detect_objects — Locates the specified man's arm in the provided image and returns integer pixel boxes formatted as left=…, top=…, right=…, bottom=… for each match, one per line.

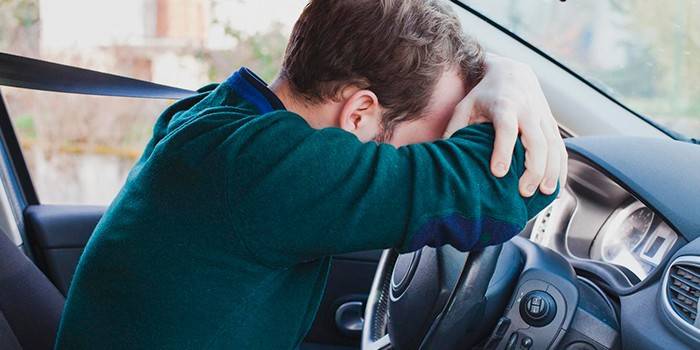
left=449, top=54, right=568, bottom=197
left=227, top=113, right=557, bottom=268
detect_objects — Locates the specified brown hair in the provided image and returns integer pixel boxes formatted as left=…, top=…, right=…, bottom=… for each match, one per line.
left=281, top=0, right=484, bottom=138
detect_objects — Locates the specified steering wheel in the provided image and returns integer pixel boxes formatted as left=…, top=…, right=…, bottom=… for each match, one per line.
left=361, top=245, right=503, bottom=350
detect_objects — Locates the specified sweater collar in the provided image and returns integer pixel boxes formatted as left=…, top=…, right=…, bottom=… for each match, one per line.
left=224, top=67, right=286, bottom=114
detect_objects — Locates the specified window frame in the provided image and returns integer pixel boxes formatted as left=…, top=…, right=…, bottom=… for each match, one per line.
left=0, top=89, right=38, bottom=207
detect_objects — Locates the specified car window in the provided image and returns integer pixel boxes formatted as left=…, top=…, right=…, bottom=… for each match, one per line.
left=0, top=0, right=306, bottom=204
left=460, top=0, right=700, bottom=139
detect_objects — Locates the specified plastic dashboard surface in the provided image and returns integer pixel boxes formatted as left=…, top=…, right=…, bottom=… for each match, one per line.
left=561, top=136, right=700, bottom=349
left=564, top=136, right=700, bottom=241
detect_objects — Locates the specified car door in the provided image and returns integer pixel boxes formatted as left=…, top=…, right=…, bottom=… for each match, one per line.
left=0, top=53, right=378, bottom=349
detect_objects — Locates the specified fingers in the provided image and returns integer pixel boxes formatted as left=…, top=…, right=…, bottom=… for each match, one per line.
left=518, top=122, right=547, bottom=197
left=466, top=54, right=566, bottom=195
left=489, top=105, right=519, bottom=177
left=538, top=119, right=561, bottom=195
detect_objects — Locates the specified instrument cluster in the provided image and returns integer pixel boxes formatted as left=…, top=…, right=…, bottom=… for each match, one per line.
left=530, top=156, right=681, bottom=283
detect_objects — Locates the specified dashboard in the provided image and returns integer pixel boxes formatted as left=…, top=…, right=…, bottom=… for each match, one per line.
left=547, top=136, right=700, bottom=350
left=529, top=154, right=683, bottom=286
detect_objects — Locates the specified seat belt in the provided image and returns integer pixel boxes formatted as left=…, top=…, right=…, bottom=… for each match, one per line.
left=0, top=51, right=195, bottom=99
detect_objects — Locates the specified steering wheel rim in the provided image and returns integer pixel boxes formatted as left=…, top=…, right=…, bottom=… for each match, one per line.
left=362, top=249, right=397, bottom=350
left=362, top=245, right=503, bottom=350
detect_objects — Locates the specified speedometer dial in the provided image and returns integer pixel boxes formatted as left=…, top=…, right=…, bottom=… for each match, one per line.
left=602, top=206, right=654, bottom=261
left=599, top=201, right=657, bottom=279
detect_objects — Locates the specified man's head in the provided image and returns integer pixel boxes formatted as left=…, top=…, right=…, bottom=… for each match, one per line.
left=271, top=0, right=484, bottom=147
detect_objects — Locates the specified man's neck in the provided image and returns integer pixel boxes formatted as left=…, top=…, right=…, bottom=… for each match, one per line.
left=269, top=78, right=307, bottom=116
left=268, top=78, right=339, bottom=129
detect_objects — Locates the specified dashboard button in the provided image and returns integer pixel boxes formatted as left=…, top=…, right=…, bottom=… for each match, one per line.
left=521, top=336, right=533, bottom=349
left=483, top=317, right=511, bottom=350
left=494, top=317, right=510, bottom=337
left=519, top=290, right=557, bottom=327
left=505, top=332, right=519, bottom=350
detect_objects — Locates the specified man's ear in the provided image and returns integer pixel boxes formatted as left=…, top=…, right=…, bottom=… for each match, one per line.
left=338, top=89, right=383, bottom=142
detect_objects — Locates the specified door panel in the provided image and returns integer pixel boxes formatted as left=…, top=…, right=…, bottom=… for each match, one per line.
left=23, top=204, right=381, bottom=348
left=304, top=258, right=378, bottom=346
left=24, top=205, right=102, bottom=295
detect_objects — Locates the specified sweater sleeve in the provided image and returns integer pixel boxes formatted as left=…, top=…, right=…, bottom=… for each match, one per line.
left=227, top=111, right=557, bottom=267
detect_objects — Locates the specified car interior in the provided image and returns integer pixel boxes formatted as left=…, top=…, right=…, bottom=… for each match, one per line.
left=1, top=1, right=699, bottom=349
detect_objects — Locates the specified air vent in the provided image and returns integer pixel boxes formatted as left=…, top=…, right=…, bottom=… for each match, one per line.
left=667, top=264, right=700, bottom=324
left=662, top=257, right=700, bottom=338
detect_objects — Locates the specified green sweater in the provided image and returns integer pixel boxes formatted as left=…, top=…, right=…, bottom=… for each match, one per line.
left=56, top=68, right=557, bottom=349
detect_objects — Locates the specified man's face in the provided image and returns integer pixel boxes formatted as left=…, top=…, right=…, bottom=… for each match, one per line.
left=387, top=68, right=468, bottom=147
left=282, top=67, right=469, bottom=146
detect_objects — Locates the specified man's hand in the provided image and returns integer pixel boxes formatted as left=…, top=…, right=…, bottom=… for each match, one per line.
left=444, top=53, right=567, bottom=197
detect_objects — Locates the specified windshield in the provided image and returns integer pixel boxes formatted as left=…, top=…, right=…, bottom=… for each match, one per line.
left=461, top=0, right=700, bottom=138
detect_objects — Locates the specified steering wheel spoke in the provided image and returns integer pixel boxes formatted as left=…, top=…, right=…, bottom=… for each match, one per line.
left=365, top=334, right=391, bottom=350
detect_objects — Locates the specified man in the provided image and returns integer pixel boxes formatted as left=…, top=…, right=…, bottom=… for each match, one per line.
left=56, top=0, right=564, bottom=349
